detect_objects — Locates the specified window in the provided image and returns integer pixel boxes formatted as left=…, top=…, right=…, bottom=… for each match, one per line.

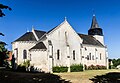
left=100, top=53, right=102, bottom=60
left=80, top=44, right=83, bottom=48
left=85, top=47, right=87, bottom=51
left=15, top=48, right=18, bottom=58
left=57, top=50, right=60, bottom=60
left=87, top=55, right=89, bottom=60
left=48, top=40, right=52, bottom=45
left=92, top=55, right=94, bottom=60
left=30, top=54, right=31, bottom=61
left=89, top=53, right=91, bottom=60
left=23, top=50, right=27, bottom=59
left=73, top=50, right=75, bottom=60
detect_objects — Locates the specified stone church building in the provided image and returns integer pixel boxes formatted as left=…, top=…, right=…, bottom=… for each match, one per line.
left=12, top=15, right=109, bottom=72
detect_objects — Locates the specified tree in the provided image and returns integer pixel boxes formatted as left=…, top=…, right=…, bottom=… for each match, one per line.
left=112, top=58, right=120, bottom=67
left=0, top=3, right=11, bottom=66
left=0, top=3, right=11, bottom=17
left=0, top=41, right=8, bottom=66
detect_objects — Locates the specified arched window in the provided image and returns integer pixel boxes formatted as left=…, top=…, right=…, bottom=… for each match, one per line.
left=92, top=55, right=94, bottom=60
left=89, top=53, right=91, bottom=60
left=57, top=49, right=60, bottom=60
left=73, top=50, right=75, bottom=60
left=100, top=53, right=102, bottom=60
left=30, top=54, right=31, bottom=61
left=87, top=55, right=89, bottom=60
left=23, top=50, right=27, bottom=59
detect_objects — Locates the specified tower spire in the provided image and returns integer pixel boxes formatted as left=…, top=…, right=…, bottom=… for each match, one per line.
left=90, top=15, right=100, bottom=29
left=88, top=15, right=103, bottom=36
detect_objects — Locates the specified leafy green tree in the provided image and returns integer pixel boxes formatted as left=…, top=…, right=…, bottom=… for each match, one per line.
left=0, top=40, right=8, bottom=66
left=0, top=3, right=11, bottom=17
left=0, top=3, right=11, bottom=66
left=112, top=58, right=120, bottom=67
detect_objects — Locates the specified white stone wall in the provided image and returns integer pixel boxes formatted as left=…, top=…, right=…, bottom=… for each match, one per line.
left=94, top=35, right=104, bottom=45
left=30, top=50, right=48, bottom=72
left=82, top=45, right=107, bottom=67
left=12, top=41, right=37, bottom=64
left=47, top=21, right=83, bottom=67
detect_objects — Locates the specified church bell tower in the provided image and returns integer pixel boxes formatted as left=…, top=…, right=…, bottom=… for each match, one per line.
left=88, top=15, right=104, bottom=45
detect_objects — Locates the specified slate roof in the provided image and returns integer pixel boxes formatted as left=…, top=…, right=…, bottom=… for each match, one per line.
left=14, top=32, right=37, bottom=42
left=90, top=15, right=100, bottom=29
left=47, top=26, right=57, bottom=34
left=78, top=33, right=104, bottom=47
left=47, top=20, right=67, bottom=34
left=14, top=30, right=46, bottom=42
left=34, top=30, right=46, bottom=39
left=30, top=42, right=47, bottom=50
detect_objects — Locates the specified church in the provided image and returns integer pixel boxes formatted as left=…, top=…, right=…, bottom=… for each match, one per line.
left=12, top=15, right=109, bottom=72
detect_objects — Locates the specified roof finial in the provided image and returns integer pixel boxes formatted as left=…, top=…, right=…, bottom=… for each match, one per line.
left=32, top=25, right=35, bottom=32
left=93, top=14, right=95, bottom=16
left=64, top=16, right=67, bottom=21
left=27, top=28, right=29, bottom=32
left=92, top=9, right=95, bottom=16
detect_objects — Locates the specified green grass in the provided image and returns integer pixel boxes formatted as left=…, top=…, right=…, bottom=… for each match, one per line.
left=54, top=69, right=120, bottom=83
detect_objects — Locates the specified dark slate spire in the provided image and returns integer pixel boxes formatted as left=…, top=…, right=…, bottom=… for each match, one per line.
left=90, top=14, right=100, bottom=29
left=88, top=15, right=103, bottom=36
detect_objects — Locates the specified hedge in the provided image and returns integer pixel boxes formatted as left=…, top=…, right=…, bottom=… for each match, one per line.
left=53, top=66, right=68, bottom=73
left=70, top=64, right=83, bottom=72
left=87, top=65, right=106, bottom=70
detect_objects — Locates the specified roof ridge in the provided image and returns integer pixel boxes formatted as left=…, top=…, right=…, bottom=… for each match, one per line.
left=47, top=19, right=69, bottom=34
left=29, top=42, right=47, bottom=51
left=34, top=29, right=46, bottom=33
left=79, top=34, right=104, bottom=47
left=13, top=32, right=37, bottom=42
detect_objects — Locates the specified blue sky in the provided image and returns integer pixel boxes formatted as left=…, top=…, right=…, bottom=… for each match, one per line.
left=0, top=0, right=120, bottom=59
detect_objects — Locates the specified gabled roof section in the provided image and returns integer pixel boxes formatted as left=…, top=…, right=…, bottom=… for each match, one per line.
left=90, top=15, right=100, bottom=29
left=14, top=32, right=37, bottom=42
left=34, top=30, right=46, bottom=39
left=47, top=18, right=69, bottom=35
left=29, top=42, right=47, bottom=50
left=78, top=33, right=104, bottom=47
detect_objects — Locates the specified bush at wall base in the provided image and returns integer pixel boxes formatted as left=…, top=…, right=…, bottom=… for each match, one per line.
left=70, top=64, right=83, bottom=72
left=53, top=66, right=68, bottom=73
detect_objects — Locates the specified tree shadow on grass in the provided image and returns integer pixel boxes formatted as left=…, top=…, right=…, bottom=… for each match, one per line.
left=0, top=69, right=71, bottom=83
left=89, top=72, right=120, bottom=83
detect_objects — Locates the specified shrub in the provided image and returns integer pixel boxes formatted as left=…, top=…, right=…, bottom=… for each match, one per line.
left=17, top=65, right=26, bottom=72
left=70, top=64, right=83, bottom=72
left=87, top=65, right=106, bottom=70
left=53, top=66, right=68, bottom=73
left=84, top=65, right=87, bottom=70
left=16, top=60, right=30, bottom=72
left=22, top=60, right=30, bottom=67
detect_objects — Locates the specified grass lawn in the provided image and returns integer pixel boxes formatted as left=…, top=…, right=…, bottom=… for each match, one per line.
left=0, top=69, right=119, bottom=83
left=0, top=69, right=70, bottom=83
left=54, top=69, right=120, bottom=83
